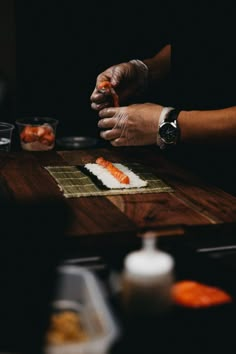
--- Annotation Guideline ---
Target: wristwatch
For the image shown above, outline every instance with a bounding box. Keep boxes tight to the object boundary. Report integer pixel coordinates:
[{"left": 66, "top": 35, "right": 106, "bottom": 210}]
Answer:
[{"left": 158, "top": 107, "right": 181, "bottom": 150}]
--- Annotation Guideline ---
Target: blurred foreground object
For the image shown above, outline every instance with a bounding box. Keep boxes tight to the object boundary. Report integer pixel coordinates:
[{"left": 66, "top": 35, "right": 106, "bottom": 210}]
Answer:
[
  {"left": 0, "top": 121, "right": 14, "bottom": 151},
  {"left": 172, "top": 280, "right": 233, "bottom": 308},
  {"left": 121, "top": 231, "right": 175, "bottom": 317},
  {"left": 0, "top": 197, "right": 69, "bottom": 354},
  {"left": 45, "top": 265, "right": 119, "bottom": 354}
]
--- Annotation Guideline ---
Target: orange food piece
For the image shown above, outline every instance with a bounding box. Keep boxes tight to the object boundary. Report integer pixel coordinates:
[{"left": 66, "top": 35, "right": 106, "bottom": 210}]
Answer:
[
  {"left": 96, "top": 157, "right": 130, "bottom": 184},
  {"left": 98, "top": 81, "right": 112, "bottom": 92},
  {"left": 20, "top": 126, "right": 38, "bottom": 143},
  {"left": 36, "top": 126, "right": 47, "bottom": 137},
  {"left": 171, "top": 280, "right": 233, "bottom": 308},
  {"left": 20, "top": 125, "right": 55, "bottom": 145},
  {"left": 41, "top": 124, "right": 53, "bottom": 134},
  {"left": 21, "top": 131, "right": 35, "bottom": 143},
  {"left": 97, "top": 81, "right": 119, "bottom": 107},
  {"left": 39, "top": 133, "right": 55, "bottom": 145}
]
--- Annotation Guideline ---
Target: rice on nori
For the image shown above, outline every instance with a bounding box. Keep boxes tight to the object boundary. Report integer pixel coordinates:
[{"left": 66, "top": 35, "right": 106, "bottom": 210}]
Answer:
[{"left": 84, "top": 162, "right": 148, "bottom": 189}]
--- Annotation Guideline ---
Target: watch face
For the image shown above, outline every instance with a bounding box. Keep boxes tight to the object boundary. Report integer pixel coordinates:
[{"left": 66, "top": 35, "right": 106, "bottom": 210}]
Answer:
[{"left": 159, "top": 122, "right": 178, "bottom": 144}]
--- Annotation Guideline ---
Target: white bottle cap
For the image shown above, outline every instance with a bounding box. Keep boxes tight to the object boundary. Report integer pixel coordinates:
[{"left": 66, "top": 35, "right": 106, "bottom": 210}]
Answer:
[{"left": 124, "top": 232, "right": 174, "bottom": 278}]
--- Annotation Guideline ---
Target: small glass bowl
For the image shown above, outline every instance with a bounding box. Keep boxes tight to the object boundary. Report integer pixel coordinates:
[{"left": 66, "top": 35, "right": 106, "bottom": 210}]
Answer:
[{"left": 16, "top": 117, "right": 58, "bottom": 151}]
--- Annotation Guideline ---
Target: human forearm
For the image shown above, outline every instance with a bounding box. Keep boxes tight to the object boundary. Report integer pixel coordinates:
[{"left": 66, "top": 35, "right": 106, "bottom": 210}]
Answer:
[
  {"left": 143, "top": 44, "right": 171, "bottom": 85},
  {"left": 178, "top": 107, "right": 236, "bottom": 144}
]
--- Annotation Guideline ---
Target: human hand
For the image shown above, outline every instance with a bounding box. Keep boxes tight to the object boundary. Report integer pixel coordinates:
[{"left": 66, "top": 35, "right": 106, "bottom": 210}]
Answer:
[
  {"left": 97, "top": 103, "right": 163, "bottom": 146},
  {"left": 90, "top": 60, "right": 148, "bottom": 111}
]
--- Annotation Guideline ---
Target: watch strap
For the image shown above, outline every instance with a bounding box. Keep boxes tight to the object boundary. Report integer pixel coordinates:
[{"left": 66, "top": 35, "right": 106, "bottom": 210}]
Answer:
[{"left": 165, "top": 108, "right": 181, "bottom": 123}]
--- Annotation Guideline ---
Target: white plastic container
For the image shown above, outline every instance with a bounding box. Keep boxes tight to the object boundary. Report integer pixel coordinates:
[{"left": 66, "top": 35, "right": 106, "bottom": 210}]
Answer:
[{"left": 45, "top": 265, "right": 119, "bottom": 354}]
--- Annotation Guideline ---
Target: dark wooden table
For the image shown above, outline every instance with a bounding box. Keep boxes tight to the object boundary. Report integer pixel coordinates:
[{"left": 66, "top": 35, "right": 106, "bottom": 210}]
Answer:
[{"left": 1, "top": 146, "right": 236, "bottom": 239}]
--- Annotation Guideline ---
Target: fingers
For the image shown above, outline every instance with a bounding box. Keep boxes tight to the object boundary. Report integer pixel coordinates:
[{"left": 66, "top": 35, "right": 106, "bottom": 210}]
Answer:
[
  {"left": 90, "top": 89, "right": 107, "bottom": 103},
  {"left": 98, "top": 117, "right": 117, "bottom": 129},
  {"left": 98, "top": 109, "right": 127, "bottom": 141},
  {"left": 90, "top": 71, "right": 113, "bottom": 110},
  {"left": 100, "top": 128, "right": 120, "bottom": 141},
  {"left": 110, "top": 65, "right": 124, "bottom": 87},
  {"left": 98, "top": 114, "right": 123, "bottom": 141},
  {"left": 91, "top": 101, "right": 110, "bottom": 111},
  {"left": 110, "top": 137, "right": 127, "bottom": 146},
  {"left": 91, "top": 61, "right": 136, "bottom": 112},
  {"left": 91, "top": 64, "right": 127, "bottom": 111},
  {"left": 98, "top": 109, "right": 127, "bottom": 130},
  {"left": 90, "top": 88, "right": 111, "bottom": 111},
  {"left": 98, "top": 108, "right": 118, "bottom": 119}
]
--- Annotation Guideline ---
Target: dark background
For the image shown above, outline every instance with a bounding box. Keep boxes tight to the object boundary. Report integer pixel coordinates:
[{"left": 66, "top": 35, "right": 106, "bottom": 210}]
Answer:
[
  {"left": 0, "top": 0, "right": 16, "bottom": 123},
  {"left": 15, "top": 0, "right": 165, "bottom": 139},
  {"left": 3, "top": 1, "right": 235, "bottom": 136}
]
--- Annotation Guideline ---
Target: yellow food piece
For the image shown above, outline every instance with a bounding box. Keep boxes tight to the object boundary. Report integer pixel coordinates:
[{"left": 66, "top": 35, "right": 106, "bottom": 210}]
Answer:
[{"left": 46, "top": 311, "right": 88, "bottom": 345}]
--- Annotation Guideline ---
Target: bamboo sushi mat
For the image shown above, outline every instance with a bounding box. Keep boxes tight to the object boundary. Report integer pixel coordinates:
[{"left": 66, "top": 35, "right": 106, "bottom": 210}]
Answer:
[{"left": 44, "top": 163, "right": 173, "bottom": 198}]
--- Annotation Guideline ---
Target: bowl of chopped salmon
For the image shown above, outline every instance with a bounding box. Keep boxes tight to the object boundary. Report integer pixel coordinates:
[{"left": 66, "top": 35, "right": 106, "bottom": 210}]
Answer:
[{"left": 16, "top": 117, "right": 58, "bottom": 151}]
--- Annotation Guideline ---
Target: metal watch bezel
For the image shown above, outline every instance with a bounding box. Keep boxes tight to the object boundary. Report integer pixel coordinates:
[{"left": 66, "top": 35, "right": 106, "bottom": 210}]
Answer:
[{"left": 159, "top": 120, "right": 179, "bottom": 145}]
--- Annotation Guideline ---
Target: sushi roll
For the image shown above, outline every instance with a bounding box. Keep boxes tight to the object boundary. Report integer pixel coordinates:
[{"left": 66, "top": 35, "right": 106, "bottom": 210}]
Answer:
[{"left": 84, "top": 157, "right": 148, "bottom": 189}]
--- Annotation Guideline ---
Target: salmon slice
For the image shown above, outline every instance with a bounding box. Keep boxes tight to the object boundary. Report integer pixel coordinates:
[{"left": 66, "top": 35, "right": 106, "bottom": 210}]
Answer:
[
  {"left": 171, "top": 280, "right": 233, "bottom": 308},
  {"left": 96, "top": 157, "right": 130, "bottom": 184}
]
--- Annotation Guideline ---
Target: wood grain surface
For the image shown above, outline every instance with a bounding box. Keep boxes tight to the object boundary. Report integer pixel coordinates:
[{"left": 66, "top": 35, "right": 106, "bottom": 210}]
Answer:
[{"left": 1, "top": 146, "right": 236, "bottom": 240}]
